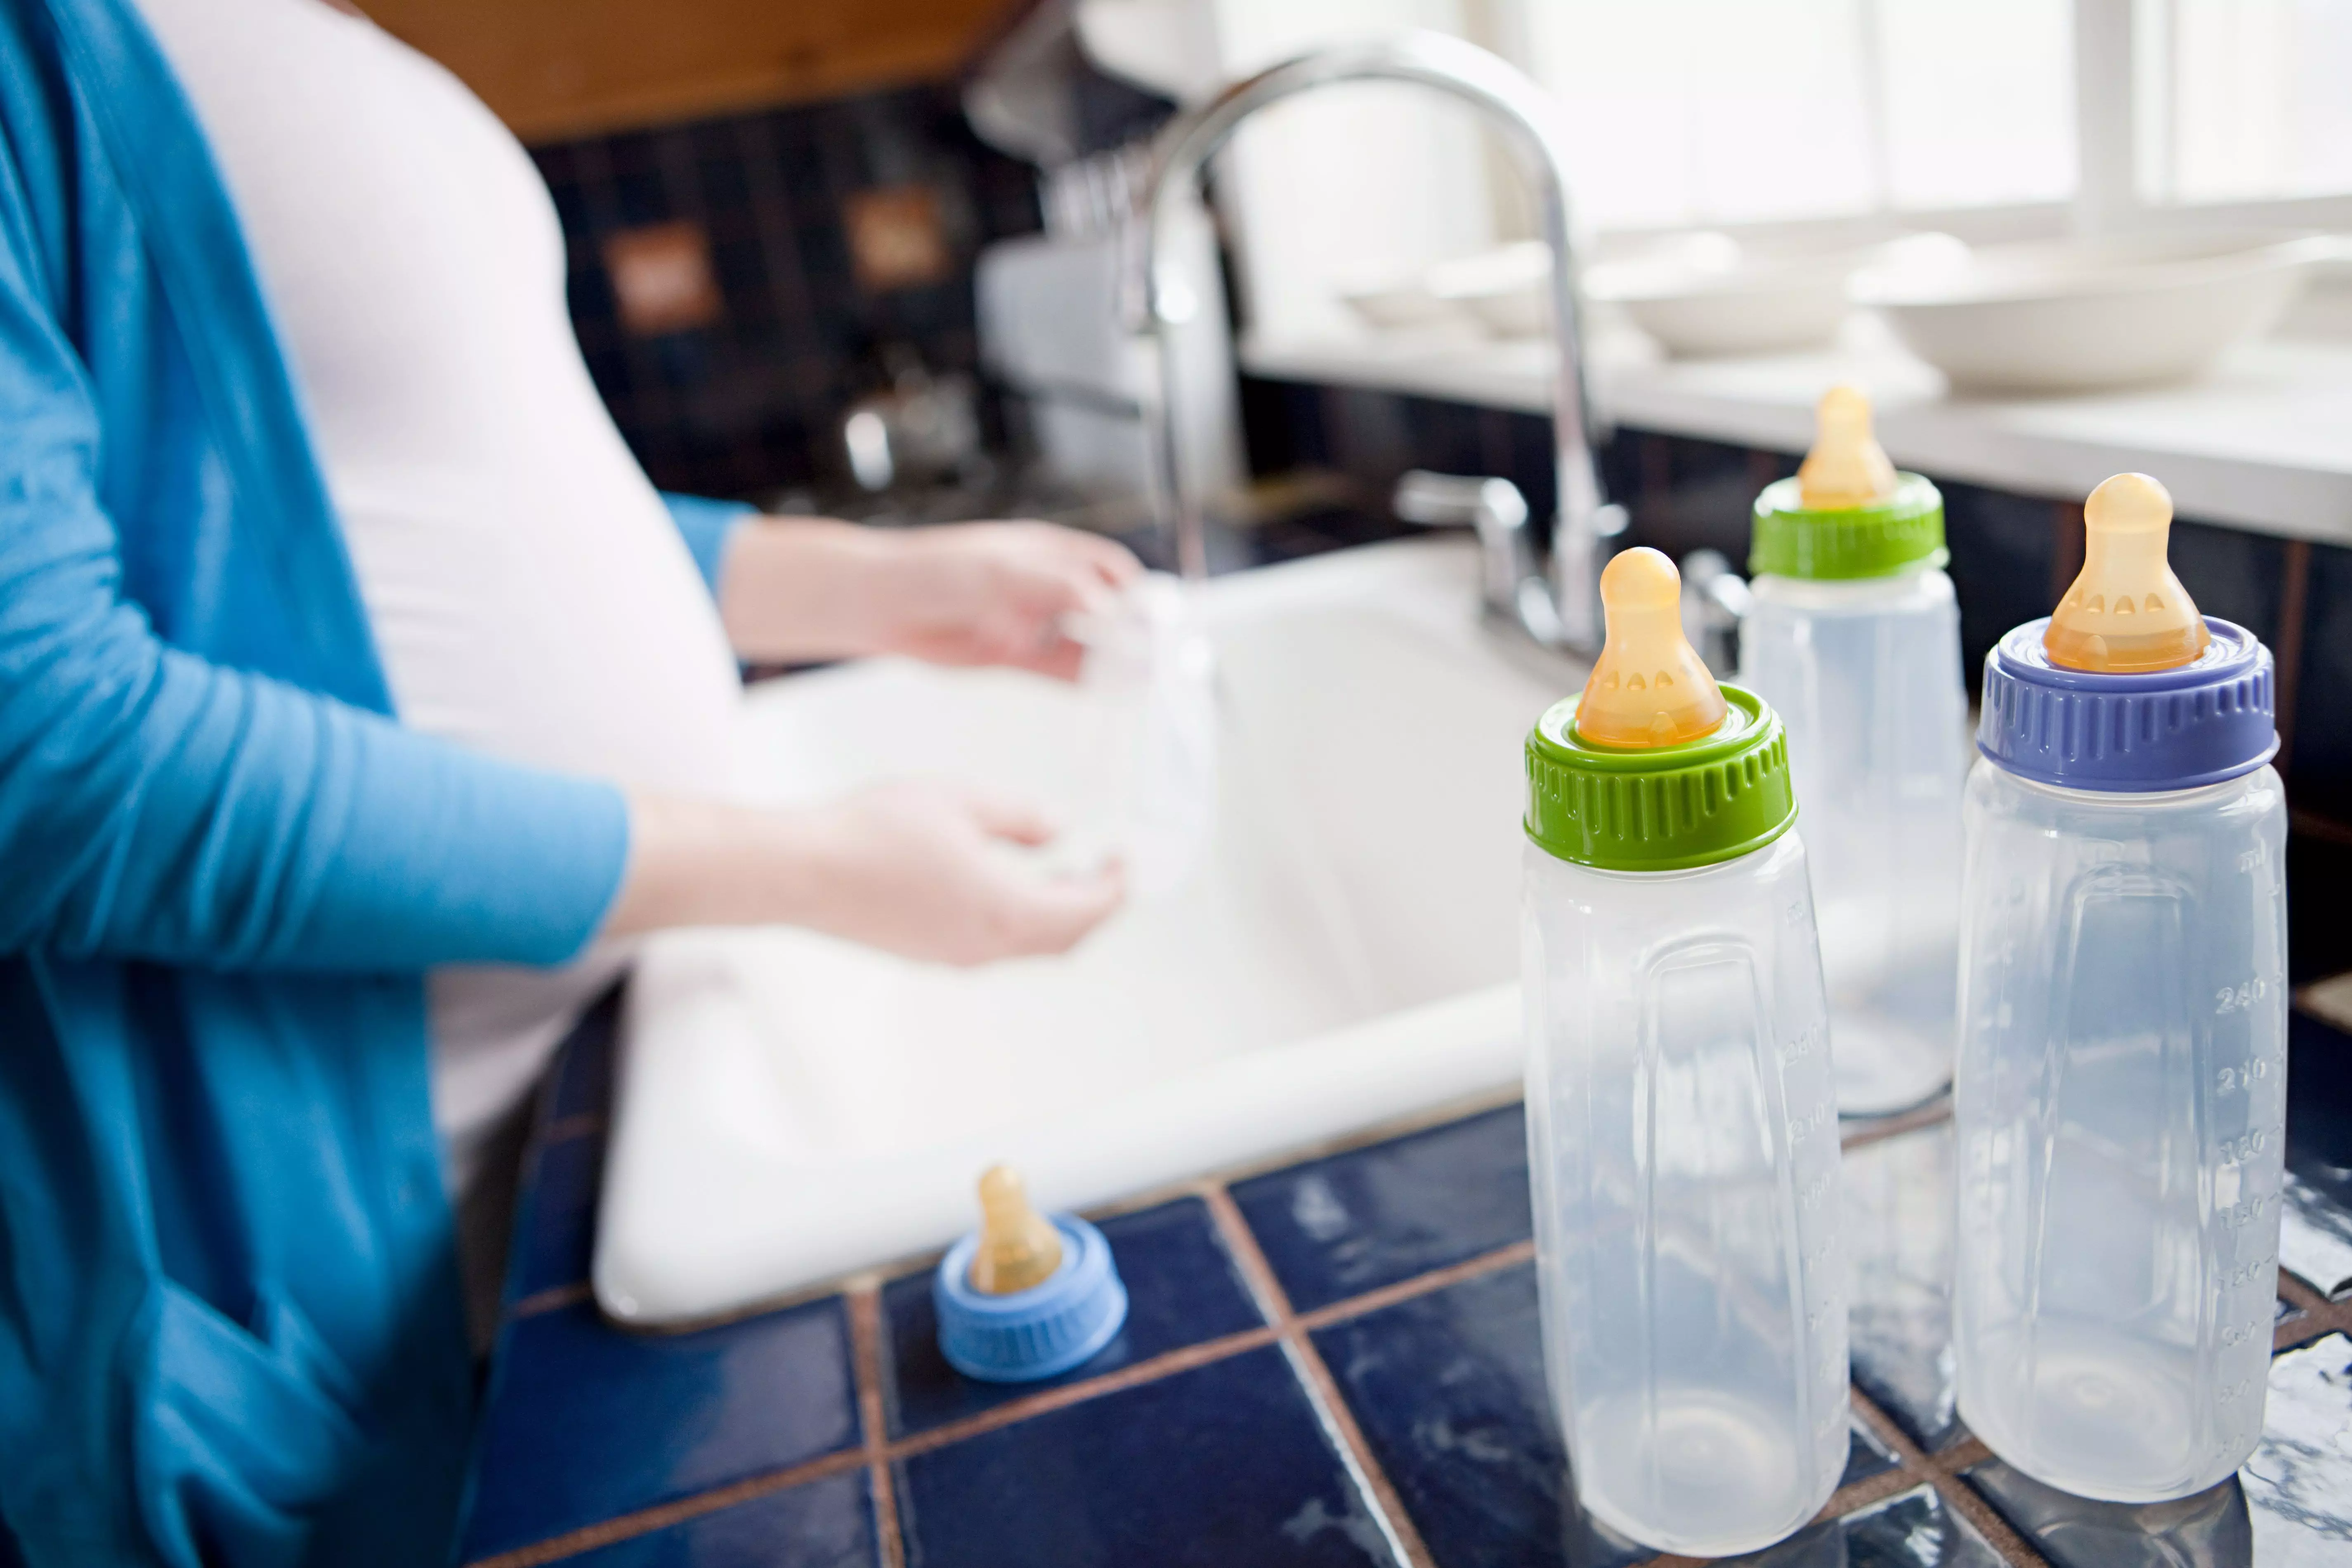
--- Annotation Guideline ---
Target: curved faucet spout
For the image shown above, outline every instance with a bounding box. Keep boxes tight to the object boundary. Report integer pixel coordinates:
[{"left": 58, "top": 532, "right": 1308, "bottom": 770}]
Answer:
[{"left": 1125, "top": 29, "right": 1623, "bottom": 650}]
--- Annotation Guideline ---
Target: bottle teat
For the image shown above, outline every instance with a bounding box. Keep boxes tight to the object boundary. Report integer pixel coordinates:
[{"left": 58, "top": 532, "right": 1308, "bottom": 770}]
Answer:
[
  {"left": 2045, "top": 473, "right": 2209, "bottom": 673},
  {"left": 969, "top": 1164, "right": 1064, "bottom": 1295},
  {"left": 1797, "top": 384, "right": 1898, "bottom": 510},
  {"left": 1575, "top": 548, "right": 1729, "bottom": 748}
]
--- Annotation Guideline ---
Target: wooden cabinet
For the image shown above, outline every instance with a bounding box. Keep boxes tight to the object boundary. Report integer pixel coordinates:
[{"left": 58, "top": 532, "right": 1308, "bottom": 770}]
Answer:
[{"left": 364, "top": 0, "right": 1027, "bottom": 142}]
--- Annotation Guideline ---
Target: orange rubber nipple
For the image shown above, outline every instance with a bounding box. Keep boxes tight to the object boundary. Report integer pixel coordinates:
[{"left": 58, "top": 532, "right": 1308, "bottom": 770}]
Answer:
[
  {"left": 1575, "top": 547, "right": 1729, "bottom": 748},
  {"left": 969, "top": 1165, "right": 1063, "bottom": 1295},
  {"left": 1797, "top": 384, "right": 1898, "bottom": 509},
  {"left": 2045, "top": 473, "right": 2209, "bottom": 673}
]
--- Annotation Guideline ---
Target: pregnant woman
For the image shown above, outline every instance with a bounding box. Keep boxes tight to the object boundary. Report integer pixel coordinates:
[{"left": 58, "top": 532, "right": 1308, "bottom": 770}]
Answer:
[{"left": 0, "top": 0, "right": 1132, "bottom": 1562}]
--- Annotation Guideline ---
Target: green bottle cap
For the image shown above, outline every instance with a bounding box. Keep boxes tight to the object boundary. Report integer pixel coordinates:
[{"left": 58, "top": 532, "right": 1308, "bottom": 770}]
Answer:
[
  {"left": 1524, "top": 682, "right": 1797, "bottom": 871},
  {"left": 1749, "top": 472, "right": 1946, "bottom": 581}
]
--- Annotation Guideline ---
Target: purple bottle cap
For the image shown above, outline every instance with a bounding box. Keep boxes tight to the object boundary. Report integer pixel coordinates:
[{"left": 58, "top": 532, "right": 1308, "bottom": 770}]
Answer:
[{"left": 1977, "top": 616, "right": 2277, "bottom": 792}]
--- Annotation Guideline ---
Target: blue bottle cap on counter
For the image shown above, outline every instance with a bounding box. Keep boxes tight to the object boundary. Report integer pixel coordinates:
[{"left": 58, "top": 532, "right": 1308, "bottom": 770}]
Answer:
[
  {"left": 933, "top": 1215, "right": 1128, "bottom": 1382},
  {"left": 1976, "top": 616, "right": 2278, "bottom": 792}
]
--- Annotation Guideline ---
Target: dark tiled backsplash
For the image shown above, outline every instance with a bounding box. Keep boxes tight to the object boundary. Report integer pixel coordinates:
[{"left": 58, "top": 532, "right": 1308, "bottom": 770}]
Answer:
[{"left": 533, "top": 83, "right": 1043, "bottom": 501}]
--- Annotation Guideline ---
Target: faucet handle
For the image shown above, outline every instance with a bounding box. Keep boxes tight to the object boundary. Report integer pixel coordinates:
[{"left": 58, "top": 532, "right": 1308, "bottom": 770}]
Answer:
[
  {"left": 1677, "top": 548, "right": 1750, "bottom": 679},
  {"left": 1393, "top": 472, "right": 1537, "bottom": 630}
]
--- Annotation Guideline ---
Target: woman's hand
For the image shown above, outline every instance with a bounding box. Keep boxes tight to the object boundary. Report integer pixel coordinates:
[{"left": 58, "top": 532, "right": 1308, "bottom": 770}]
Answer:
[
  {"left": 600, "top": 784, "right": 1124, "bottom": 963},
  {"left": 859, "top": 522, "right": 1141, "bottom": 680},
  {"left": 717, "top": 517, "right": 1141, "bottom": 678}
]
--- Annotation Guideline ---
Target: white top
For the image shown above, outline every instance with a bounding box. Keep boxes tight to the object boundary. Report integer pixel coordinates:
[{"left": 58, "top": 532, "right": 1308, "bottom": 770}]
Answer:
[{"left": 134, "top": 0, "right": 746, "bottom": 1197}]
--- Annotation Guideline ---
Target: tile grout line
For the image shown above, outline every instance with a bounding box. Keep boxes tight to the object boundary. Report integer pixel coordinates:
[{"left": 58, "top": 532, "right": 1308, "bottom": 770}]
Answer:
[
  {"left": 1847, "top": 1388, "right": 2052, "bottom": 1568},
  {"left": 463, "top": 1448, "right": 871, "bottom": 1568},
  {"left": 1293, "top": 1240, "right": 1537, "bottom": 1332},
  {"left": 1837, "top": 1097, "right": 1953, "bottom": 1153},
  {"left": 884, "top": 1324, "right": 1282, "bottom": 1462},
  {"left": 2274, "top": 1277, "right": 2352, "bottom": 1353},
  {"left": 540, "top": 1112, "right": 605, "bottom": 1146},
  {"left": 509, "top": 1281, "right": 594, "bottom": 1321},
  {"left": 847, "top": 1284, "right": 907, "bottom": 1568},
  {"left": 1200, "top": 1183, "right": 1442, "bottom": 1568}
]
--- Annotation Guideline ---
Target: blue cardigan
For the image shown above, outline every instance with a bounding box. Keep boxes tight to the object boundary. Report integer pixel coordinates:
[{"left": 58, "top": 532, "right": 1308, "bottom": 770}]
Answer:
[{"left": 0, "top": 1, "right": 744, "bottom": 1562}]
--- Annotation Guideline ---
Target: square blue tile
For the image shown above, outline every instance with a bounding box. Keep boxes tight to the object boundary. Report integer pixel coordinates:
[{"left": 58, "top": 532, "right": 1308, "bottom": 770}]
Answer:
[
  {"left": 1965, "top": 1461, "right": 2250, "bottom": 1568},
  {"left": 1230, "top": 1105, "right": 1530, "bottom": 1314},
  {"left": 894, "top": 1345, "right": 1396, "bottom": 1568},
  {"left": 1311, "top": 1262, "right": 1890, "bottom": 1568},
  {"left": 463, "top": 1298, "right": 858, "bottom": 1561},
  {"left": 510, "top": 1130, "right": 605, "bottom": 1303},
  {"left": 881, "top": 1197, "right": 1264, "bottom": 1438},
  {"left": 553, "top": 1472, "right": 878, "bottom": 1568}
]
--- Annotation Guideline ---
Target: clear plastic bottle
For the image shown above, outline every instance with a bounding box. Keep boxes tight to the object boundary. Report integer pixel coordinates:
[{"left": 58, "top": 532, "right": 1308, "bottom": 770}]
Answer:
[
  {"left": 1524, "top": 549, "right": 1846, "bottom": 1557},
  {"left": 1954, "top": 474, "right": 2288, "bottom": 1502},
  {"left": 1740, "top": 388, "right": 1966, "bottom": 1114}
]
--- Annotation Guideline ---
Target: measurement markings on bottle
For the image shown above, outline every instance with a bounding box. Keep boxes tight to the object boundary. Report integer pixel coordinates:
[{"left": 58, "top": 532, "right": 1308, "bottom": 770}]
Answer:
[
  {"left": 1796, "top": 1171, "right": 1834, "bottom": 1214},
  {"left": 1785, "top": 1094, "right": 1835, "bottom": 1145},
  {"left": 2214, "top": 977, "right": 2271, "bottom": 1014},
  {"left": 2217, "top": 1252, "right": 2277, "bottom": 1290},
  {"left": 2214, "top": 1058, "right": 2273, "bottom": 1093},
  {"left": 2217, "top": 1191, "right": 2274, "bottom": 1228},
  {"left": 2215, "top": 1129, "right": 2271, "bottom": 1165},
  {"left": 2218, "top": 1313, "right": 2269, "bottom": 1349}
]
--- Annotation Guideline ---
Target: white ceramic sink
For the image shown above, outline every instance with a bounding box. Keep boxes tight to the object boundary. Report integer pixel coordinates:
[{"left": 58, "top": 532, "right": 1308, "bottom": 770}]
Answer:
[{"left": 596, "top": 538, "right": 1579, "bottom": 1325}]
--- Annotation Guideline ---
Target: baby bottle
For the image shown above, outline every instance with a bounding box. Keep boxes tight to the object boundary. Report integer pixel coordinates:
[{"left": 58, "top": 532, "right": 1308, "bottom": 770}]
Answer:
[
  {"left": 1523, "top": 548, "right": 1847, "bottom": 1556},
  {"left": 1953, "top": 473, "right": 2287, "bottom": 1502},
  {"left": 1741, "top": 386, "right": 1967, "bottom": 1115}
]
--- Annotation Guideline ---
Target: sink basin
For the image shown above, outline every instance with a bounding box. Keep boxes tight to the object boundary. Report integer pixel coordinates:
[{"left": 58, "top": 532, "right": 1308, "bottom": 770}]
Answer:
[{"left": 595, "top": 538, "right": 1577, "bottom": 1325}]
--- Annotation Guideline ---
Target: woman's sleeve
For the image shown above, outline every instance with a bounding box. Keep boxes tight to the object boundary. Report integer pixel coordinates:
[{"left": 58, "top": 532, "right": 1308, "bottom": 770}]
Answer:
[
  {"left": 659, "top": 492, "right": 755, "bottom": 597},
  {"left": 0, "top": 246, "right": 630, "bottom": 975}
]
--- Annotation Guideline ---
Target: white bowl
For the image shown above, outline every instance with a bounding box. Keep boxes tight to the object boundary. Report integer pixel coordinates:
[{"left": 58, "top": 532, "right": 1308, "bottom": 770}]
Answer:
[
  {"left": 1853, "top": 231, "right": 2352, "bottom": 393},
  {"left": 1337, "top": 275, "right": 1468, "bottom": 333},
  {"left": 1592, "top": 262, "right": 1851, "bottom": 357},
  {"left": 1584, "top": 232, "right": 1964, "bottom": 359},
  {"left": 1429, "top": 241, "right": 1554, "bottom": 338}
]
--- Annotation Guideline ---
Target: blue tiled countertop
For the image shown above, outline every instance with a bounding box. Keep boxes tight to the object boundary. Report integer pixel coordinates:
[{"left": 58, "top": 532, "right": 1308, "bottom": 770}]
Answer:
[{"left": 460, "top": 999, "right": 2352, "bottom": 1568}]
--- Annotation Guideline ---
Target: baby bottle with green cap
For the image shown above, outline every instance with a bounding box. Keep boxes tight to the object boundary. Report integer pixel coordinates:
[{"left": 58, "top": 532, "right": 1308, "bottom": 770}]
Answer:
[
  {"left": 1740, "top": 385, "right": 1967, "bottom": 1115},
  {"left": 1523, "top": 547, "right": 1846, "bottom": 1557}
]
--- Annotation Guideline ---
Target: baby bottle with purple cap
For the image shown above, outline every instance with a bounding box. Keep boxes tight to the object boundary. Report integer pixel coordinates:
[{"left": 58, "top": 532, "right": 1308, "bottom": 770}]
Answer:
[{"left": 1953, "top": 473, "right": 2287, "bottom": 1502}]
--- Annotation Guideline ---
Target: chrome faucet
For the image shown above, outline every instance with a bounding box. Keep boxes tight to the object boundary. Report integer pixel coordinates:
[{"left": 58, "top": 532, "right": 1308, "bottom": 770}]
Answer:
[{"left": 1123, "top": 30, "right": 1627, "bottom": 652}]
